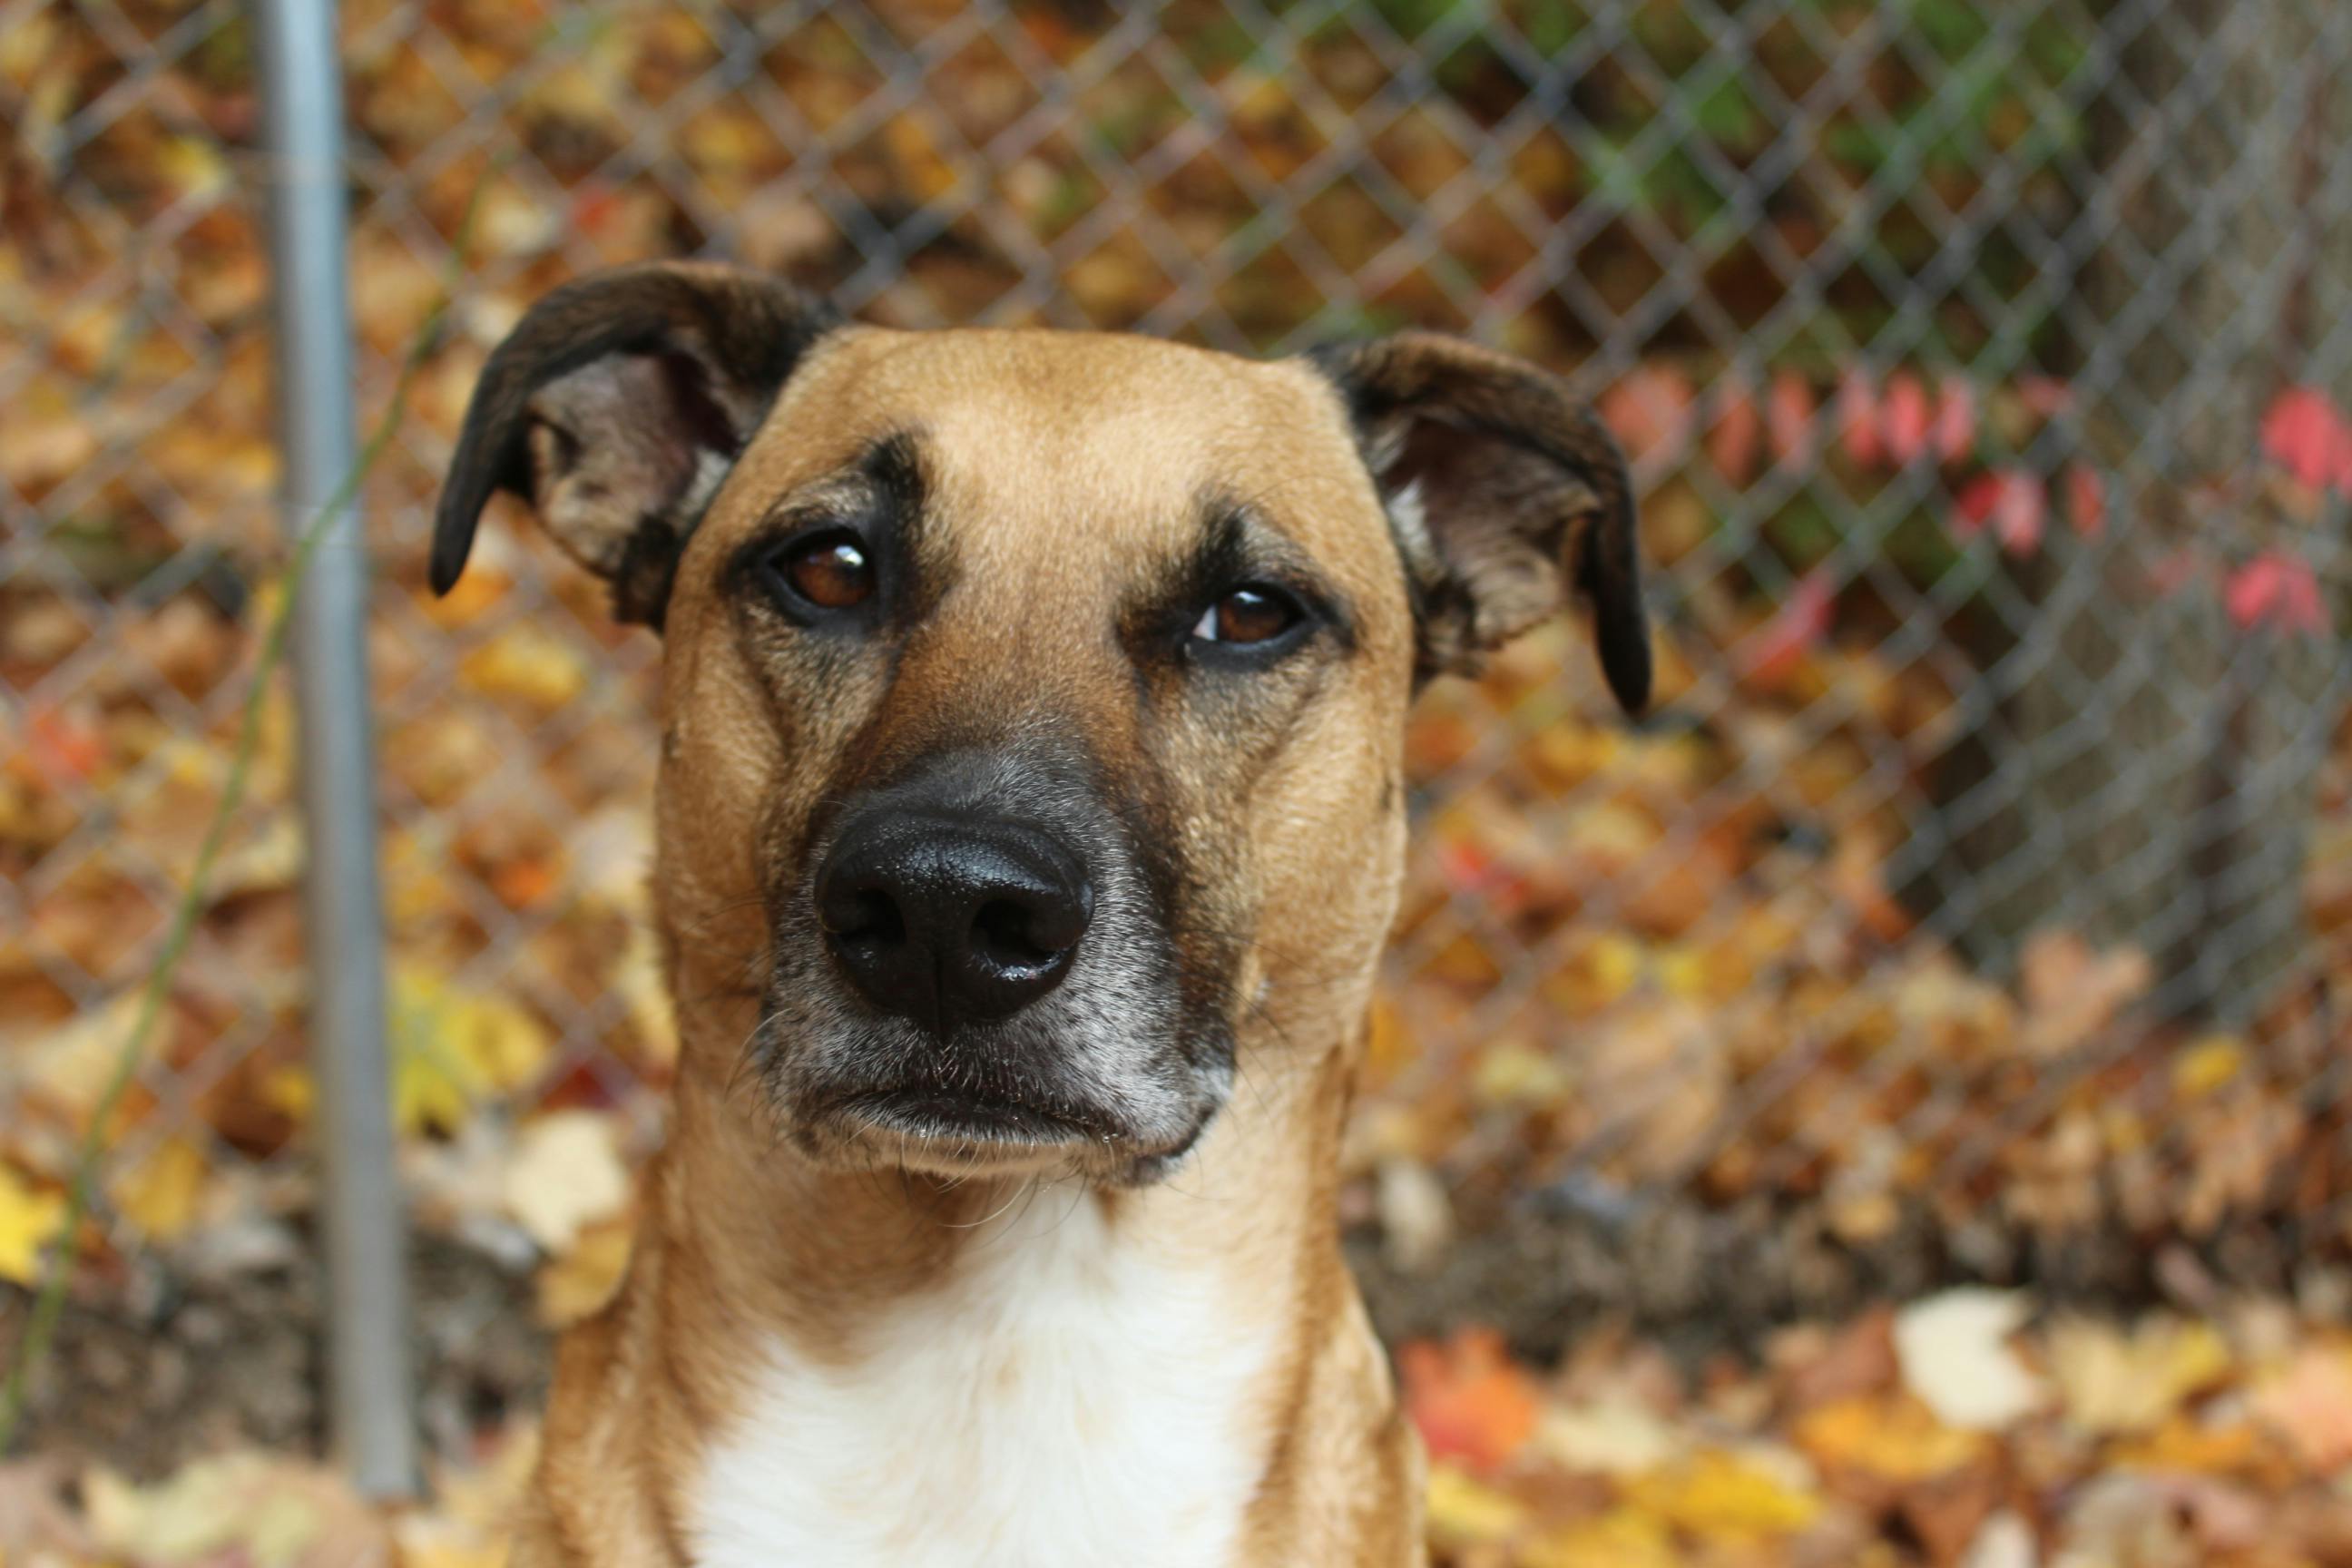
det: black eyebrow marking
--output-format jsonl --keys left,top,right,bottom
{"left": 1199, "top": 496, "right": 1357, "bottom": 654}
{"left": 1120, "top": 495, "right": 1357, "bottom": 659}
{"left": 724, "top": 427, "right": 935, "bottom": 624}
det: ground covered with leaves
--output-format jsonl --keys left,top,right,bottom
{"left": 12, "top": 1289, "right": 2352, "bottom": 1565}
{"left": 5, "top": 0, "right": 2352, "bottom": 1563}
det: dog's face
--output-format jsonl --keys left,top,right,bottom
{"left": 433, "top": 264, "right": 1647, "bottom": 1185}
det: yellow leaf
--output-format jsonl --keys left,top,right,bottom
{"left": 397, "top": 1536, "right": 508, "bottom": 1568}
{"left": 110, "top": 1139, "right": 209, "bottom": 1242}
{"left": 459, "top": 626, "right": 589, "bottom": 711}
{"left": 1524, "top": 1508, "right": 1678, "bottom": 1568}
{"left": 391, "top": 968, "right": 553, "bottom": 1136}
{"left": 2046, "top": 1316, "right": 2231, "bottom": 1436}
{"left": 0, "top": 1166, "right": 67, "bottom": 1285}
{"left": 1423, "top": 1463, "right": 1526, "bottom": 1546}
{"left": 1651, "top": 943, "right": 1707, "bottom": 998}
{"left": 260, "top": 1064, "right": 315, "bottom": 1125}
{"left": 2172, "top": 1034, "right": 2245, "bottom": 1100}
{"left": 537, "top": 1214, "right": 635, "bottom": 1328}
{"left": 1471, "top": 1039, "right": 1571, "bottom": 1108}
{"left": 1795, "top": 1396, "right": 1987, "bottom": 1484}
{"left": 159, "top": 136, "right": 230, "bottom": 201}
{"left": 2108, "top": 1415, "right": 2262, "bottom": 1475}
{"left": 1588, "top": 932, "right": 1644, "bottom": 1002}
{"left": 1623, "top": 1448, "right": 1821, "bottom": 1541}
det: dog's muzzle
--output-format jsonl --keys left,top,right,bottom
{"left": 760, "top": 747, "right": 1230, "bottom": 1181}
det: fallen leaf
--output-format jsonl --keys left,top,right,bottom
{"left": 2045, "top": 1316, "right": 2230, "bottom": 1437}
{"left": 1796, "top": 1394, "right": 1988, "bottom": 1484}
{"left": 0, "top": 1164, "right": 67, "bottom": 1285}
{"left": 1894, "top": 1289, "right": 2044, "bottom": 1432}
{"left": 390, "top": 968, "right": 554, "bottom": 1137}
{"left": 2251, "top": 1342, "right": 2352, "bottom": 1471}
{"left": 1959, "top": 1510, "right": 2037, "bottom": 1568}
{"left": 110, "top": 1137, "right": 211, "bottom": 1243}
{"left": 536, "top": 1213, "right": 636, "bottom": 1328}
{"left": 501, "top": 1111, "right": 631, "bottom": 1252}
{"left": 458, "top": 625, "right": 591, "bottom": 711}
{"left": 1534, "top": 1396, "right": 1683, "bottom": 1476}
{"left": 81, "top": 1452, "right": 388, "bottom": 1568}
{"left": 1622, "top": 1448, "right": 1822, "bottom": 1540}
{"left": 1400, "top": 1328, "right": 1543, "bottom": 1472}
{"left": 1523, "top": 1508, "right": 1678, "bottom": 1568}
{"left": 1423, "top": 1462, "right": 1528, "bottom": 1546}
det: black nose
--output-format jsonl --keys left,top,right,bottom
{"left": 814, "top": 812, "right": 1093, "bottom": 1031}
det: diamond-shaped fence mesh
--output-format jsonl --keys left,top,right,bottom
{"left": 4, "top": 0, "right": 2349, "bottom": 1432}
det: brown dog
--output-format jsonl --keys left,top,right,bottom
{"left": 430, "top": 262, "right": 1647, "bottom": 1568}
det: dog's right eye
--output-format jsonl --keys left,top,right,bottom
{"left": 767, "top": 530, "right": 876, "bottom": 612}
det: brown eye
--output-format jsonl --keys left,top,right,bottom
{"left": 1191, "top": 585, "right": 1302, "bottom": 646}
{"left": 777, "top": 532, "right": 874, "bottom": 611}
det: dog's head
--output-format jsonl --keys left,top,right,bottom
{"left": 433, "top": 263, "right": 1647, "bottom": 1185}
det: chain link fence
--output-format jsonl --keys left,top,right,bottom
{"left": 5, "top": 0, "right": 2350, "bottom": 1458}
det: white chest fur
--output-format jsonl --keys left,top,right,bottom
{"left": 689, "top": 1193, "right": 1281, "bottom": 1568}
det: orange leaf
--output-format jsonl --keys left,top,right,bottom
{"left": 1709, "top": 376, "right": 1762, "bottom": 485}
{"left": 1883, "top": 370, "right": 1931, "bottom": 465}
{"left": 1399, "top": 1328, "right": 1541, "bottom": 1472}
{"left": 1838, "top": 368, "right": 1882, "bottom": 467}
{"left": 27, "top": 706, "right": 104, "bottom": 783}
{"left": 2065, "top": 464, "right": 2106, "bottom": 538}
{"left": 1767, "top": 369, "right": 1814, "bottom": 466}
{"left": 1933, "top": 376, "right": 1976, "bottom": 463}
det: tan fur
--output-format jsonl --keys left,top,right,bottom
{"left": 468, "top": 318, "right": 1515, "bottom": 1567}
{"left": 380, "top": 255, "right": 1655, "bottom": 1561}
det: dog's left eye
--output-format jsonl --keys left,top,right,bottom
{"left": 1191, "top": 585, "right": 1302, "bottom": 647}
{"left": 769, "top": 530, "right": 876, "bottom": 612}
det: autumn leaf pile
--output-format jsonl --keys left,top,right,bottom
{"left": 4, "top": 0, "right": 2350, "bottom": 1563}
{"left": 13, "top": 1293, "right": 2352, "bottom": 1566}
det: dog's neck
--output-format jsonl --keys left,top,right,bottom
{"left": 638, "top": 980, "right": 1371, "bottom": 1565}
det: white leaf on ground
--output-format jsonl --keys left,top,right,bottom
{"left": 500, "top": 1111, "right": 631, "bottom": 1252}
{"left": 1894, "top": 1288, "right": 2045, "bottom": 1431}
{"left": 1962, "top": 1510, "right": 2038, "bottom": 1568}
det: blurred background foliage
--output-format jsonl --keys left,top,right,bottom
{"left": 4, "top": 1, "right": 2351, "bottom": 1563}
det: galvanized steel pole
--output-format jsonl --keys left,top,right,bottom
{"left": 251, "top": 0, "right": 417, "bottom": 1497}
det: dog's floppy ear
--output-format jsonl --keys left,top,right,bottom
{"left": 431, "top": 261, "right": 842, "bottom": 627}
{"left": 1308, "top": 332, "right": 1651, "bottom": 714}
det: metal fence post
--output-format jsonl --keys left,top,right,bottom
{"left": 251, "top": 0, "right": 418, "bottom": 1498}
